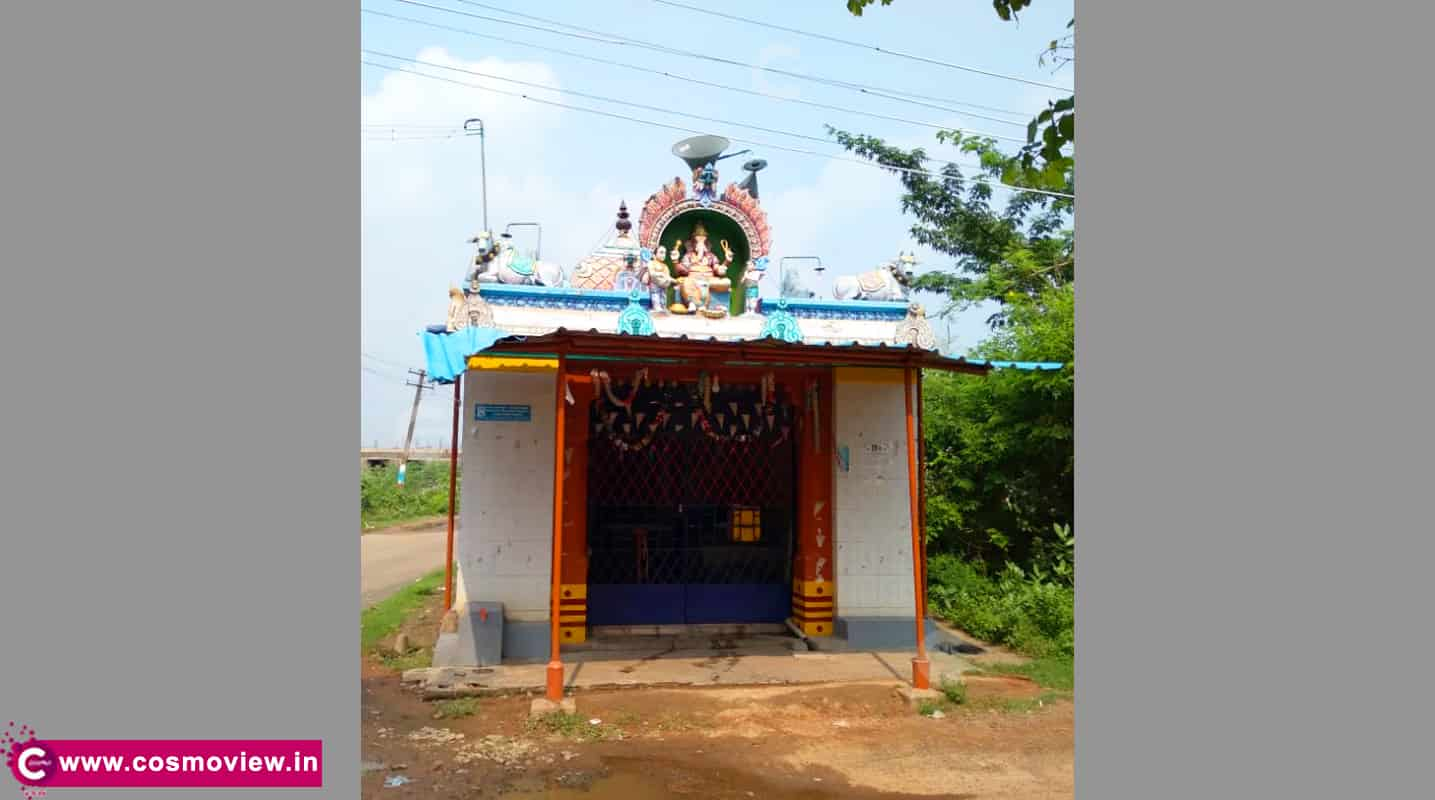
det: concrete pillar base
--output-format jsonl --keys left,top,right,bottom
{"left": 912, "top": 656, "right": 931, "bottom": 689}
{"left": 529, "top": 697, "right": 577, "bottom": 718}
{"left": 894, "top": 685, "right": 943, "bottom": 709}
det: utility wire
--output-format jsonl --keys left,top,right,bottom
{"left": 364, "top": 52, "right": 1004, "bottom": 175}
{"left": 363, "top": 352, "right": 414, "bottom": 371}
{"left": 386, "top": 0, "right": 1045, "bottom": 122}
{"left": 650, "top": 0, "right": 1072, "bottom": 92}
{"left": 363, "top": 122, "right": 466, "bottom": 129}
{"left": 363, "top": 7, "right": 1029, "bottom": 137}
{"left": 361, "top": 59, "right": 1074, "bottom": 199}
{"left": 450, "top": 0, "right": 1033, "bottom": 118}
{"left": 364, "top": 48, "right": 1024, "bottom": 146}
{"left": 365, "top": 134, "right": 463, "bottom": 141}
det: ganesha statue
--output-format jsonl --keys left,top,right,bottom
{"left": 665, "top": 222, "right": 734, "bottom": 316}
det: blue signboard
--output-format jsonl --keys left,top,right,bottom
{"left": 473, "top": 403, "right": 532, "bottom": 422}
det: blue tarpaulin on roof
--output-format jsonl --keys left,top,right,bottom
{"left": 420, "top": 326, "right": 507, "bottom": 383}
{"left": 419, "top": 325, "right": 1066, "bottom": 383}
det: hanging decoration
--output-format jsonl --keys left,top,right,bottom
{"left": 590, "top": 370, "right": 793, "bottom": 452}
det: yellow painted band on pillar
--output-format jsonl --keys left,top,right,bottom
{"left": 792, "top": 578, "right": 834, "bottom": 598}
{"left": 559, "top": 626, "right": 587, "bottom": 643}
{"left": 792, "top": 618, "right": 834, "bottom": 637}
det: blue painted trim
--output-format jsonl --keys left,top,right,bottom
{"left": 782, "top": 297, "right": 910, "bottom": 321}
{"left": 476, "top": 283, "right": 652, "bottom": 312}
{"left": 965, "top": 358, "right": 1067, "bottom": 371}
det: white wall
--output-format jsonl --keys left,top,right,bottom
{"left": 454, "top": 369, "right": 557, "bottom": 622}
{"left": 833, "top": 376, "right": 918, "bottom": 618}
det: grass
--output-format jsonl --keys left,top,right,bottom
{"left": 381, "top": 650, "right": 432, "bottom": 671}
{"left": 361, "top": 462, "right": 459, "bottom": 531}
{"left": 917, "top": 699, "right": 945, "bottom": 717}
{"left": 978, "top": 653, "right": 1073, "bottom": 691}
{"left": 433, "top": 698, "right": 480, "bottom": 720}
{"left": 527, "top": 711, "right": 622, "bottom": 742}
{"left": 940, "top": 677, "right": 968, "bottom": 705}
{"left": 361, "top": 568, "right": 445, "bottom": 652}
{"left": 964, "top": 691, "right": 1066, "bottom": 713}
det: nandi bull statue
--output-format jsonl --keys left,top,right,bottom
{"left": 466, "top": 230, "right": 565, "bottom": 288}
{"left": 833, "top": 251, "right": 917, "bottom": 301}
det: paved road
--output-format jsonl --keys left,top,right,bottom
{"left": 361, "top": 528, "right": 447, "bottom": 608}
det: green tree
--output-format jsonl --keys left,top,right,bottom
{"left": 844, "top": 1, "right": 1073, "bottom": 191}
{"left": 834, "top": 0, "right": 1074, "bottom": 571}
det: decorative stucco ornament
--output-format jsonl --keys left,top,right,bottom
{"left": 893, "top": 302, "right": 937, "bottom": 350}
{"left": 760, "top": 297, "right": 802, "bottom": 343}
{"left": 445, "top": 286, "right": 469, "bottom": 333}
{"left": 616, "top": 289, "right": 656, "bottom": 336}
{"left": 465, "top": 284, "right": 495, "bottom": 329}
{"left": 693, "top": 162, "right": 719, "bottom": 207}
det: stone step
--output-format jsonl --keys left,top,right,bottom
{"left": 588, "top": 623, "right": 787, "bottom": 638}
{"left": 568, "top": 632, "right": 799, "bottom": 653}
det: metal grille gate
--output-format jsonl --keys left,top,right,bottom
{"left": 586, "top": 403, "right": 796, "bottom": 626}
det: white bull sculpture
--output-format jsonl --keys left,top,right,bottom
{"left": 466, "top": 231, "right": 565, "bottom": 288}
{"left": 833, "top": 252, "right": 917, "bottom": 301}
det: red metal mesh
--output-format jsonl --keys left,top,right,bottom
{"left": 588, "top": 429, "right": 792, "bottom": 508}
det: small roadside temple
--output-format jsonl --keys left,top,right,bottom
{"left": 415, "top": 136, "right": 1058, "bottom": 702}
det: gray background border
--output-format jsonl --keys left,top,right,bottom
{"left": 1, "top": 1, "right": 358, "bottom": 797}
{"left": 2, "top": 1, "right": 1433, "bottom": 798}
{"left": 1082, "top": 2, "right": 1432, "bottom": 797}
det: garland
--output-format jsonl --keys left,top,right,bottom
{"left": 592, "top": 370, "right": 791, "bottom": 449}
{"left": 591, "top": 367, "right": 648, "bottom": 411}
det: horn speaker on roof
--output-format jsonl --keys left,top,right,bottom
{"left": 738, "top": 158, "right": 767, "bottom": 198}
{"left": 671, "top": 135, "right": 751, "bottom": 171}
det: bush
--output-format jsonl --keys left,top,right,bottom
{"left": 927, "top": 553, "right": 1073, "bottom": 658}
{"left": 360, "top": 461, "right": 458, "bottom": 529}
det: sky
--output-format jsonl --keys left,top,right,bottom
{"left": 361, "top": 0, "right": 1074, "bottom": 447}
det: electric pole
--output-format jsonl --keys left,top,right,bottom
{"left": 398, "top": 369, "right": 431, "bottom": 487}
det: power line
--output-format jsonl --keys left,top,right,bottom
{"left": 650, "top": 0, "right": 1072, "bottom": 93}
{"left": 361, "top": 121, "right": 466, "bottom": 127}
{"left": 363, "top": 7, "right": 1030, "bottom": 137}
{"left": 363, "top": 352, "right": 415, "bottom": 371}
{"left": 365, "top": 134, "right": 463, "bottom": 141}
{"left": 361, "top": 59, "right": 1074, "bottom": 199}
{"left": 363, "top": 48, "right": 1023, "bottom": 146}
{"left": 450, "top": 0, "right": 1034, "bottom": 119}
{"left": 385, "top": 0, "right": 1045, "bottom": 123}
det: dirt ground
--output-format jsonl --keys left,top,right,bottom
{"left": 362, "top": 595, "right": 1072, "bottom": 799}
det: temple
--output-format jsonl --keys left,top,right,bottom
{"left": 416, "top": 135, "right": 1058, "bottom": 701}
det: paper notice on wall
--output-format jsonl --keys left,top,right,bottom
{"left": 857, "top": 441, "right": 897, "bottom": 481}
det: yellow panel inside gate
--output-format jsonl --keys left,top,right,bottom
{"left": 730, "top": 506, "right": 762, "bottom": 542}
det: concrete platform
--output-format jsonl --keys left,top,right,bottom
{"left": 406, "top": 647, "right": 968, "bottom": 699}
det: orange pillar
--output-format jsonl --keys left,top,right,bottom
{"left": 545, "top": 354, "right": 568, "bottom": 702}
{"left": 558, "top": 376, "right": 592, "bottom": 645}
{"left": 904, "top": 366, "right": 930, "bottom": 689}
{"left": 792, "top": 373, "right": 835, "bottom": 636}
